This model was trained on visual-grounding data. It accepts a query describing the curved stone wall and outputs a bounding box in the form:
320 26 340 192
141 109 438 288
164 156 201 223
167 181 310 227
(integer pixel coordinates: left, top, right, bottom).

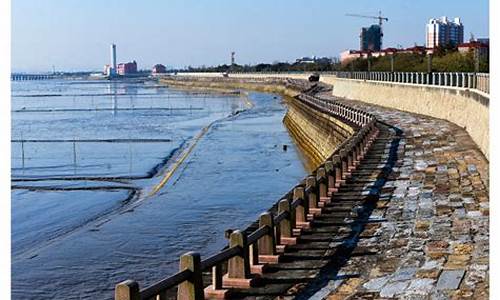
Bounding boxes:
283 97 355 169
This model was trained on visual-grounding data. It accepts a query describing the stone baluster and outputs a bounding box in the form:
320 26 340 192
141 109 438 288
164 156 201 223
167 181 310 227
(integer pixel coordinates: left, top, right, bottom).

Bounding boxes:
316 167 329 206
278 199 295 246
224 231 253 288
177 252 204 300
305 176 320 216
257 212 279 264
332 155 343 187
115 280 140 300
339 149 349 180
293 187 310 231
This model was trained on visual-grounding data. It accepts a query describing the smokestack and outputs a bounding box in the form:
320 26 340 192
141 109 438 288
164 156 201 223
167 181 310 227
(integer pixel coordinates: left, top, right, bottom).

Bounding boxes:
110 44 117 73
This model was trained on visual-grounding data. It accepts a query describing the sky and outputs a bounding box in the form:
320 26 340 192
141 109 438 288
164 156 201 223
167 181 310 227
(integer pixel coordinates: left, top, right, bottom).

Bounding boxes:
11 0 489 72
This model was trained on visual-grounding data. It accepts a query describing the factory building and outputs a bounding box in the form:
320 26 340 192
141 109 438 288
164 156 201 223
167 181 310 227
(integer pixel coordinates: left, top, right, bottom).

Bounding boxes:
117 61 137 75
152 64 167 74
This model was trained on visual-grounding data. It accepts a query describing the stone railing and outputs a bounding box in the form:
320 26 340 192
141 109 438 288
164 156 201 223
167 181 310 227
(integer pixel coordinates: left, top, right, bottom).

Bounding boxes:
330 71 489 95
114 94 379 300
173 71 489 95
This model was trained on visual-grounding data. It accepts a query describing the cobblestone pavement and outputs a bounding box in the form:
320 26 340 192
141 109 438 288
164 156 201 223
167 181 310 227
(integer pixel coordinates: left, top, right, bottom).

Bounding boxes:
316 92 489 300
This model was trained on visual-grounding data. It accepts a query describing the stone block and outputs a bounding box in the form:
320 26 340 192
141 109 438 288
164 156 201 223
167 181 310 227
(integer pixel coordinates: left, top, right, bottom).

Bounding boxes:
380 280 410 298
436 270 465 290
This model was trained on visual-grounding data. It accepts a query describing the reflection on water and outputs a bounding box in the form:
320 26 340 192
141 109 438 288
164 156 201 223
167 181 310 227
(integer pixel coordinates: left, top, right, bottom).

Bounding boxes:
11 79 308 299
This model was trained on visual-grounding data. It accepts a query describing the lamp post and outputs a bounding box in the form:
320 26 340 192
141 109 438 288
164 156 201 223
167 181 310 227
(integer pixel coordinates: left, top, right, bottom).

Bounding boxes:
427 53 433 73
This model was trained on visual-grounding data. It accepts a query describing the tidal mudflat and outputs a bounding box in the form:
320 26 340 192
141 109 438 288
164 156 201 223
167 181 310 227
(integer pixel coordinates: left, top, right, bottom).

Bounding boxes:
11 79 308 299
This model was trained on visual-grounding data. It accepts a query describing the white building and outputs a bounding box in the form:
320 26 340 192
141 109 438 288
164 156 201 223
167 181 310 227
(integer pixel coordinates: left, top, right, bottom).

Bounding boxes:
426 17 464 48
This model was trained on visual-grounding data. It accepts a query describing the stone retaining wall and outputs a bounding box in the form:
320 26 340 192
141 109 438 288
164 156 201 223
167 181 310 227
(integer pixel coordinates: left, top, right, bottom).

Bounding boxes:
284 98 355 169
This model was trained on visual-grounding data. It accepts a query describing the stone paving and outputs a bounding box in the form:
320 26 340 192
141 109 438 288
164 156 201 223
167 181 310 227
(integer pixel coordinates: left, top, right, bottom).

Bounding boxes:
314 91 489 300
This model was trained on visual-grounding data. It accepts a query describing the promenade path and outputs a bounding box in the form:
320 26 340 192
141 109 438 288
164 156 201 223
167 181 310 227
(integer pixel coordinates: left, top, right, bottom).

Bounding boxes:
314 91 489 299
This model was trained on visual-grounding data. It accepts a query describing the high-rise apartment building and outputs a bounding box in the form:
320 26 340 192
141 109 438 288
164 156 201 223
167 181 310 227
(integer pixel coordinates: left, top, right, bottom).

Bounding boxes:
426 17 464 48
360 25 382 51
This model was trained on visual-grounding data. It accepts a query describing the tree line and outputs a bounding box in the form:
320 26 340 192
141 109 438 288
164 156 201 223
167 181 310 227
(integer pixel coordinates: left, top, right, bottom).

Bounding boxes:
175 46 489 73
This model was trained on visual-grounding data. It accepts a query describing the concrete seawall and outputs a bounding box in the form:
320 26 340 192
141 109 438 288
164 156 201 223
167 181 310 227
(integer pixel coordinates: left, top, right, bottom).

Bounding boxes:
284 98 355 169
330 78 489 159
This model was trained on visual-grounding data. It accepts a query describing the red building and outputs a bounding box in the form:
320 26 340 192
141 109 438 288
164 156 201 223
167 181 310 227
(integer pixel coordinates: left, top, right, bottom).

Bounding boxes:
152 64 167 74
117 61 137 75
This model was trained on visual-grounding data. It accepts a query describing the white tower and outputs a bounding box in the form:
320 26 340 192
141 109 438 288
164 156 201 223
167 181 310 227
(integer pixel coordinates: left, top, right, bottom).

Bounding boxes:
110 44 117 75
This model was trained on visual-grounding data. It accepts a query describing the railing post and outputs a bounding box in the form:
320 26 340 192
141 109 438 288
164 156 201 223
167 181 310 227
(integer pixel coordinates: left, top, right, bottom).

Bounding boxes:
210 264 224 293
316 167 328 206
340 149 349 179
278 199 295 245
177 252 204 300
293 187 309 229
332 155 343 187
305 176 320 215
324 160 337 196
115 280 140 300
258 212 279 263
347 143 355 171
225 231 253 287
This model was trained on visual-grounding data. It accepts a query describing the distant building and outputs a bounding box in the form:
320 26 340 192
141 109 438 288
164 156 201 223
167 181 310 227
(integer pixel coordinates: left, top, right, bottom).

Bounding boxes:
458 40 489 60
152 64 167 74
340 46 434 65
117 61 137 75
295 56 333 64
426 17 464 48
103 64 111 76
477 38 489 46
360 25 382 51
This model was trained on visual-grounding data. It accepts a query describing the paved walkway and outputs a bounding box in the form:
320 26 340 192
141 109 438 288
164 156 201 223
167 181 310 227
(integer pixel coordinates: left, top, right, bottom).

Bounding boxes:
313 91 489 300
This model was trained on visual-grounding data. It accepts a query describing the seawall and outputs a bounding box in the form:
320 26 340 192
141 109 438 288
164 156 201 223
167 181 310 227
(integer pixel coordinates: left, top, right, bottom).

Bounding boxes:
284 98 355 168
330 78 489 159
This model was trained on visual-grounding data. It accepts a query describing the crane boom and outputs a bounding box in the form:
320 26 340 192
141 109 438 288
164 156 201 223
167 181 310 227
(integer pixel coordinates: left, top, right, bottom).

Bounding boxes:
345 11 388 27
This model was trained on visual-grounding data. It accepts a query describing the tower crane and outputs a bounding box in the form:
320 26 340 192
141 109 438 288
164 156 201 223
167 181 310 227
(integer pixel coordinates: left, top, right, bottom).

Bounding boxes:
346 11 389 48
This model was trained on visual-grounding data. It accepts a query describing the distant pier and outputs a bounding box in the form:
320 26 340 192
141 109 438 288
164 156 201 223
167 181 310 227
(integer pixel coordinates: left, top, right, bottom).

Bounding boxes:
11 73 60 81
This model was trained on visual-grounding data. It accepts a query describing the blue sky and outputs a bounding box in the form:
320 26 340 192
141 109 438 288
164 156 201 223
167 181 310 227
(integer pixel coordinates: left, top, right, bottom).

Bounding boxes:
11 0 489 72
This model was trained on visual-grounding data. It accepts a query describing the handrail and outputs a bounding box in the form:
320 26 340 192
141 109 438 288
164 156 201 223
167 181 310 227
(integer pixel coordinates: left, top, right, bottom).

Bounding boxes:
247 225 270 245
139 269 192 299
173 71 489 95
273 211 289 224
333 71 489 95
199 246 241 270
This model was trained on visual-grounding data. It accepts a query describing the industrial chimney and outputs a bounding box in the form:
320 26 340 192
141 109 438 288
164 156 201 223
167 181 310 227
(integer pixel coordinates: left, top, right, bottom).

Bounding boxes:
110 44 117 76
